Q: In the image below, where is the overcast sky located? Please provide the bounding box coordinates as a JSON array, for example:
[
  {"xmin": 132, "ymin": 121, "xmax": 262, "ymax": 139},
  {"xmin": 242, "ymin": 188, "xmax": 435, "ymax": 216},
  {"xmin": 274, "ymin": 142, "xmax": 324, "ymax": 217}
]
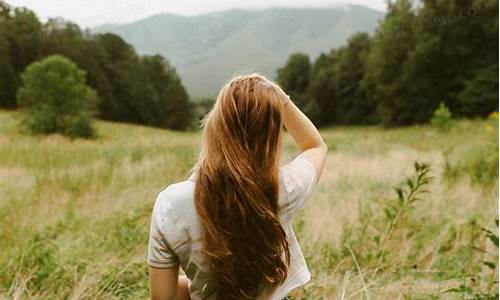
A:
[{"xmin": 6, "ymin": 0, "xmax": 386, "ymax": 28}]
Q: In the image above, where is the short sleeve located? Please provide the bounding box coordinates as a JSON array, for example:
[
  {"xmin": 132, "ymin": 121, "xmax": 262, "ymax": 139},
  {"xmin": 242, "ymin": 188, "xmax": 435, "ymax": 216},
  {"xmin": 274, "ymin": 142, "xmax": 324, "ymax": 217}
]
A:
[
  {"xmin": 279, "ymin": 153, "xmax": 317, "ymax": 220},
  {"xmin": 147, "ymin": 194, "xmax": 180, "ymax": 269}
]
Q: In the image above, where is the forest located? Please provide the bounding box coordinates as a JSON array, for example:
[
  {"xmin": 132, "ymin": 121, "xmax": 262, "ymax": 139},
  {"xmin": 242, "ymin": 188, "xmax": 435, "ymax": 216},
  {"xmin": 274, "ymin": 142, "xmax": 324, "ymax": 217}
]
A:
[
  {"xmin": 0, "ymin": 1, "xmax": 192, "ymax": 131},
  {"xmin": 1, "ymin": 0, "xmax": 497, "ymax": 133},
  {"xmin": 277, "ymin": 0, "xmax": 498, "ymax": 126}
]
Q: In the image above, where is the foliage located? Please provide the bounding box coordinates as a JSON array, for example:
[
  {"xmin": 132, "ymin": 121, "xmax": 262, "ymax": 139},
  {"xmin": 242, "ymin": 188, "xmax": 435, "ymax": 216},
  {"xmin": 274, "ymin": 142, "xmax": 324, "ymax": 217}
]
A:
[
  {"xmin": 277, "ymin": 0, "xmax": 499, "ymax": 127},
  {"xmin": 315, "ymin": 33, "xmax": 376, "ymax": 125},
  {"xmin": 0, "ymin": 111, "xmax": 497, "ymax": 298},
  {"xmin": 191, "ymin": 98, "xmax": 215, "ymax": 128},
  {"xmin": 0, "ymin": 26, "xmax": 17, "ymax": 107},
  {"xmin": 441, "ymin": 114, "xmax": 498, "ymax": 187},
  {"xmin": 378, "ymin": 162, "xmax": 432, "ymax": 252},
  {"xmin": 431, "ymin": 102, "xmax": 453, "ymax": 131},
  {"xmin": 276, "ymin": 53, "xmax": 318, "ymax": 120},
  {"xmin": 444, "ymin": 142, "xmax": 499, "ymax": 187},
  {"xmin": 458, "ymin": 64, "xmax": 499, "ymax": 117},
  {"xmin": 0, "ymin": 3, "xmax": 43, "ymax": 108},
  {"xmin": 342, "ymin": 162, "xmax": 433, "ymax": 271},
  {"xmin": 364, "ymin": 0, "xmax": 419, "ymax": 126},
  {"xmin": 445, "ymin": 220, "xmax": 499, "ymax": 300},
  {"xmin": 16, "ymin": 55, "xmax": 97, "ymax": 138},
  {"xmin": 0, "ymin": 3, "xmax": 192, "ymax": 130}
]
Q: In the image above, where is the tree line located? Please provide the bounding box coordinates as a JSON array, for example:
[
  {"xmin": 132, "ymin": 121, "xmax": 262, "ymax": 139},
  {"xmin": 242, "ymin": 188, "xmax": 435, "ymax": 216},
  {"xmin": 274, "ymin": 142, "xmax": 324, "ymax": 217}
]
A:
[
  {"xmin": 1, "ymin": 0, "xmax": 498, "ymax": 132},
  {"xmin": 0, "ymin": 1, "xmax": 192, "ymax": 130},
  {"xmin": 277, "ymin": 0, "xmax": 499, "ymax": 126}
]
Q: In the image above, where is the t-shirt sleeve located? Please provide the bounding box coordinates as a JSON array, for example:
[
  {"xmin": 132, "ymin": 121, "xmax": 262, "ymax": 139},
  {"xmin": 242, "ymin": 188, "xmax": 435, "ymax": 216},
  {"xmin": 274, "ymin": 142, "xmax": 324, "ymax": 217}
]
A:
[
  {"xmin": 279, "ymin": 152, "xmax": 317, "ymax": 220},
  {"xmin": 147, "ymin": 193, "xmax": 180, "ymax": 269}
]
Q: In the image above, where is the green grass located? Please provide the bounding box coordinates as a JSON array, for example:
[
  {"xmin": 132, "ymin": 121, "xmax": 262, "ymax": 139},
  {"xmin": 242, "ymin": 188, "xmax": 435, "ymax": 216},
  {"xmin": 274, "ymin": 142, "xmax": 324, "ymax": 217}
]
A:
[{"xmin": 0, "ymin": 109, "xmax": 498, "ymax": 299}]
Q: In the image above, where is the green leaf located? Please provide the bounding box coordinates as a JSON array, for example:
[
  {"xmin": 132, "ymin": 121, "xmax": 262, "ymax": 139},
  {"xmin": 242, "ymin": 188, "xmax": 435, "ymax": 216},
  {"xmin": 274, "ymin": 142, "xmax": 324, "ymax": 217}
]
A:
[
  {"xmin": 395, "ymin": 187, "xmax": 404, "ymax": 203},
  {"xmin": 482, "ymin": 261, "xmax": 496, "ymax": 270},
  {"xmin": 481, "ymin": 228, "xmax": 499, "ymax": 247},
  {"xmin": 444, "ymin": 284, "xmax": 473, "ymax": 294},
  {"xmin": 406, "ymin": 178, "xmax": 414, "ymax": 190}
]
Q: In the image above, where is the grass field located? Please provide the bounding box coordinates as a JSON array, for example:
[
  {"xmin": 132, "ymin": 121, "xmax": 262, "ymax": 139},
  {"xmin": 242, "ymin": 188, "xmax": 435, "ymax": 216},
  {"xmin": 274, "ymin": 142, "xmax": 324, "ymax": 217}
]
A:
[{"xmin": 0, "ymin": 109, "xmax": 498, "ymax": 299}]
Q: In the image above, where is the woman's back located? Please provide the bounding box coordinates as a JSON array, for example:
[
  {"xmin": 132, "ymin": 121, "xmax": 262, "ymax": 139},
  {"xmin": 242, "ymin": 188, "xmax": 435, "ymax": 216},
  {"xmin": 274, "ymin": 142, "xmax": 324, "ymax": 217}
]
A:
[
  {"xmin": 148, "ymin": 74, "xmax": 327, "ymax": 300},
  {"xmin": 148, "ymin": 153, "xmax": 317, "ymax": 299}
]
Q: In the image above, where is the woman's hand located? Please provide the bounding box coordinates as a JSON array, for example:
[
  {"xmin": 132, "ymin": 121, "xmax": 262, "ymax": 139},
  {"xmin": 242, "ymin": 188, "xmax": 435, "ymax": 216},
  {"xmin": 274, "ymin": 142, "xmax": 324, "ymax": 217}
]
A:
[
  {"xmin": 270, "ymin": 80, "xmax": 328, "ymax": 182},
  {"xmin": 261, "ymin": 77, "xmax": 292, "ymax": 107}
]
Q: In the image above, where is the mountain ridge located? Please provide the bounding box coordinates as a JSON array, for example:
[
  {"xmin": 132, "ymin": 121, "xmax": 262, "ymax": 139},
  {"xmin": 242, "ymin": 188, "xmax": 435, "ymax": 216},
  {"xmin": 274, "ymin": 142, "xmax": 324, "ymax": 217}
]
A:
[{"xmin": 93, "ymin": 5, "xmax": 384, "ymax": 98}]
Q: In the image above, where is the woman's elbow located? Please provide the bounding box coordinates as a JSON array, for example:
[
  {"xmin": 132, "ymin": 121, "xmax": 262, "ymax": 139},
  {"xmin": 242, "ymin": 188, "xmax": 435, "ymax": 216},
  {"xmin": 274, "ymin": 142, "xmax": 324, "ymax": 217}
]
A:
[
  {"xmin": 321, "ymin": 140, "xmax": 328, "ymax": 151},
  {"xmin": 318, "ymin": 140, "xmax": 328, "ymax": 155}
]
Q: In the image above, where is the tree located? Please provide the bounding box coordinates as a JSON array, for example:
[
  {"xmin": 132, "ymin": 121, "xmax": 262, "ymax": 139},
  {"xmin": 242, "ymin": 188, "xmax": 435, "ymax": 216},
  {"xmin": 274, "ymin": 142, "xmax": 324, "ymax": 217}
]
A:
[
  {"xmin": 0, "ymin": 2, "xmax": 195, "ymax": 130},
  {"xmin": 276, "ymin": 53, "xmax": 318, "ymax": 119},
  {"xmin": 278, "ymin": 0, "xmax": 498, "ymax": 126},
  {"xmin": 305, "ymin": 33, "xmax": 376, "ymax": 126},
  {"xmin": 457, "ymin": 64, "xmax": 499, "ymax": 117},
  {"xmin": 0, "ymin": 25, "xmax": 16, "ymax": 107},
  {"xmin": 16, "ymin": 55, "xmax": 97, "ymax": 138},
  {"xmin": 40, "ymin": 19, "xmax": 116, "ymax": 121},
  {"xmin": 142, "ymin": 55, "xmax": 192, "ymax": 130},
  {"xmin": 363, "ymin": 0, "xmax": 418, "ymax": 126},
  {"xmin": 95, "ymin": 34, "xmax": 192, "ymax": 129},
  {"xmin": 404, "ymin": 0, "xmax": 498, "ymax": 119},
  {"xmin": 0, "ymin": 2, "xmax": 43, "ymax": 108},
  {"xmin": 363, "ymin": 0, "xmax": 498, "ymax": 125},
  {"xmin": 163, "ymin": 74, "xmax": 192, "ymax": 130},
  {"xmin": 308, "ymin": 51, "xmax": 337, "ymax": 125},
  {"xmin": 96, "ymin": 33, "xmax": 141, "ymax": 123},
  {"xmin": 331, "ymin": 32, "xmax": 376, "ymax": 124}
]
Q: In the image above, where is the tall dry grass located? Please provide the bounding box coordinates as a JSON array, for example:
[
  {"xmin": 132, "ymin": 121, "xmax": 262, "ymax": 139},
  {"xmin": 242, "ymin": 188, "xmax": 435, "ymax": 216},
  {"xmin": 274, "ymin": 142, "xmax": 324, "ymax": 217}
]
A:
[{"xmin": 0, "ymin": 109, "xmax": 497, "ymax": 299}]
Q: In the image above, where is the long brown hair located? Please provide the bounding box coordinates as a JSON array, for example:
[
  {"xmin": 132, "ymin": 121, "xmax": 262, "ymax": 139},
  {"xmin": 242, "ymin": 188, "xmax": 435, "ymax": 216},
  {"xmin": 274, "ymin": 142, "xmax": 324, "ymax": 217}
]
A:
[{"xmin": 193, "ymin": 74, "xmax": 290, "ymax": 299}]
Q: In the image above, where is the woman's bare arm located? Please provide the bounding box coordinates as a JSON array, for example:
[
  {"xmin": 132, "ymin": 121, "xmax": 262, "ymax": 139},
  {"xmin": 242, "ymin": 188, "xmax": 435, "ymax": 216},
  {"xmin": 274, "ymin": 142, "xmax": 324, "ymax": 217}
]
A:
[
  {"xmin": 277, "ymin": 89, "xmax": 327, "ymax": 181},
  {"xmin": 149, "ymin": 266, "xmax": 191, "ymax": 300}
]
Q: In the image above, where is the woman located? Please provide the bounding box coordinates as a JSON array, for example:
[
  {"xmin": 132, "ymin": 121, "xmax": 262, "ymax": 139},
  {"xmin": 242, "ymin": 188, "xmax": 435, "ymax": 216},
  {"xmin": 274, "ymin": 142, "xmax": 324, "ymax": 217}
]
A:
[{"xmin": 148, "ymin": 74, "xmax": 327, "ymax": 300}]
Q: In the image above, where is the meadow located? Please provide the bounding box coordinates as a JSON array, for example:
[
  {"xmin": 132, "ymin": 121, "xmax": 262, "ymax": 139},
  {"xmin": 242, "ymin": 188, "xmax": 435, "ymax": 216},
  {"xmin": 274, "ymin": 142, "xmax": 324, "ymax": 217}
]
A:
[{"xmin": 0, "ymin": 109, "xmax": 498, "ymax": 299}]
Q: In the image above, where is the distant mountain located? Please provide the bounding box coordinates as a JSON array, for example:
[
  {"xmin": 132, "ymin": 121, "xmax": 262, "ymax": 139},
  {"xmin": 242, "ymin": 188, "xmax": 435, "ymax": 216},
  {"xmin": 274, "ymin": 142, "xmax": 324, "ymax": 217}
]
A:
[{"xmin": 93, "ymin": 5, "xmax": 384, "ymax": 98}]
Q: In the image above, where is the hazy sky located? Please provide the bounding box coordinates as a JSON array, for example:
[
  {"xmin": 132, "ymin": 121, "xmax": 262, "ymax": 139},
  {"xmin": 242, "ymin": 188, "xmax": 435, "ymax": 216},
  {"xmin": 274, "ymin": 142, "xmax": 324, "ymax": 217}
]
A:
[{"xmin": 6, "ymin": 0, "xmax": 386, "ymax": 28}]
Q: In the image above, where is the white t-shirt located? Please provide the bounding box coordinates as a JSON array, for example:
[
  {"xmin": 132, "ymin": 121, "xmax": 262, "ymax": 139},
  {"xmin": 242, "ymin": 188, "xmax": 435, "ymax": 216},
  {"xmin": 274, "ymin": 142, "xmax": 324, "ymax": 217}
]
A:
[{"xmin": 147, "ymin": 153, "xmax": 317, "ymax": 299}]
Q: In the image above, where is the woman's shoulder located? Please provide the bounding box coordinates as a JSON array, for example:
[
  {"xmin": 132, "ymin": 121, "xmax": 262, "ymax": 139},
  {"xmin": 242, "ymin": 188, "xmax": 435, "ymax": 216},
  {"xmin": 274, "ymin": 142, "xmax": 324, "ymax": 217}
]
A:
[
  {"xmin": 158, "ymin": 178, "xmax": 195, "ymax": 201},
  {"xmin": 277, "ymin": 154, "xmax": 317, "ymax": 221},
  {"xmin": 154, "ymin": 178, "xmax": 197, "ymax": 222}
]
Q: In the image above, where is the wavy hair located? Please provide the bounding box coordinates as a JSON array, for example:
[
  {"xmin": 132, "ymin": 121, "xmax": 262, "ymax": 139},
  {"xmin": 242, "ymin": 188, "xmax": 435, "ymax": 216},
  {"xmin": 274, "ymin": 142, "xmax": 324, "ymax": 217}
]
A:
[{"xmin": 193, "ymin": 74, "xmax": 290, "ymax": 299}]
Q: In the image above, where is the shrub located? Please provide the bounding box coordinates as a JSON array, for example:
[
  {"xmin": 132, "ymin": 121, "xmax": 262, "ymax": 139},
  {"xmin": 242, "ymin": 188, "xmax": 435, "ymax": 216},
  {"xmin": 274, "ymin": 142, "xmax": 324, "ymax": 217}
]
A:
[
  {"xmin": 16, "ymin": 55, "xmax": 98, "ymax": 138},
  {"xmin": 431, "ymin": 102, "xmax": 453, "ymax": 131}
]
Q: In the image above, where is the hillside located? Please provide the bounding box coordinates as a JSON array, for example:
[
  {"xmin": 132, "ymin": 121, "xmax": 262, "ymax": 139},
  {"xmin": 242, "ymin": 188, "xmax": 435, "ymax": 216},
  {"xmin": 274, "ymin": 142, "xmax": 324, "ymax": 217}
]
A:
[{"xmin": 93, "ymin": 5, "xmax": 384, "ymax": 98}]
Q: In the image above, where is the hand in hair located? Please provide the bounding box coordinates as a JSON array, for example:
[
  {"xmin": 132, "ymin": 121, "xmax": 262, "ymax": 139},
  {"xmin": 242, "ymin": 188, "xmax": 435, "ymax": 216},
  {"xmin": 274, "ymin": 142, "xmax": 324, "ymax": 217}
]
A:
[
  {"xmin": 268, "ymin": 79, "xmax": 328, "ymax": 182},
  {"xmin": 260, "ymin": 77, "xmax": 292, "ymax": 107}
]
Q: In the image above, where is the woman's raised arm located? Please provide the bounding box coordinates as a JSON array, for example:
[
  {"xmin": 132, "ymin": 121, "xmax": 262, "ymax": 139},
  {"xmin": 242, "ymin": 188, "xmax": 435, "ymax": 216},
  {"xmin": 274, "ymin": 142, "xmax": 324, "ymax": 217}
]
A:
[{"xmin": 275, "ymin": 86, "xmax": 328, "ymax": 182}]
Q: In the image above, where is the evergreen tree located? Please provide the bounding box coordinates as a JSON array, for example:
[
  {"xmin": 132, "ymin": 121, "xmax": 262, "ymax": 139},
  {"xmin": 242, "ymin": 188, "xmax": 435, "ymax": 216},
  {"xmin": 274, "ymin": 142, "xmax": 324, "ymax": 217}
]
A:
[
  {"xmin": 277, "ymin": 53, "xmax": 317, "ymax": 118},
  {"xmin": 332, "ymin": 33, "xmax": 375, "ymax": 124},
  {"xmin": 363, "ymin": 0, "xmax": 418, "ymax": 125},
  {"xmin": 142, "ymin": 55, "xmax": 192, "ymax": 130},
  {"xmin": 0, "ymin": 25, "xmax": 16, "ymax": 107}
]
